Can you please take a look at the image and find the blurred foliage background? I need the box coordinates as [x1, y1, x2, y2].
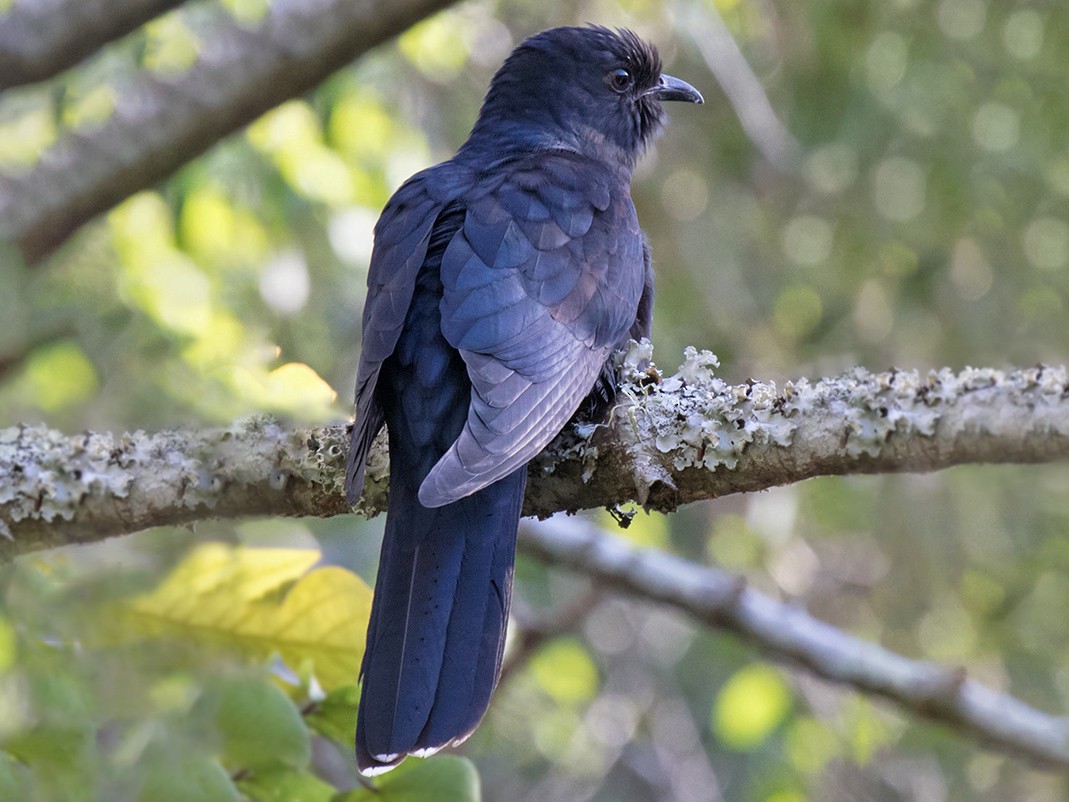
[1, 0, 1068, 799]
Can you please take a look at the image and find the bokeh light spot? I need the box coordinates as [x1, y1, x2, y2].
[782, 215, 833, 266]
[530, 638, 599, 704]
[872, 157, 926, 222]
[1003, 10, 1044, 60]
[937, 0, 987, 41]
[853, 280, 894, 344]
[712, 663, 792, 751]
[804, 144, 858, 195]
[661, 169, 709, 222]
[972, 102, 1019, 152]
[1023, 217, 1069, 270]
[259, 251, 310, 315]
[865, 32, 909, 94]
[21, 341, 99, 411]
[949, 238, 994, 300]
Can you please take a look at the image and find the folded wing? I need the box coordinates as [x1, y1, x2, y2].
[421, 152, 645, 507]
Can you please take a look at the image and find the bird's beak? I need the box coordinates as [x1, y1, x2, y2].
[652, 74, 704, 104]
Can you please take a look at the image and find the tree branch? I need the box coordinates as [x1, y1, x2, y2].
[1, 352, 1067, 560]
[0, 0, 186, 91]
[519, 515, 1069, 768]
[0, 0, 459, 263]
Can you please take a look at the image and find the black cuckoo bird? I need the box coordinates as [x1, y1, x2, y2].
[345, 25, 702, 774]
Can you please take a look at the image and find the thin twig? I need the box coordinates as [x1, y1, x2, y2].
[677, 4, 800, 171]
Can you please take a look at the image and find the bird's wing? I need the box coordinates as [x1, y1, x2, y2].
[421, 152, 646, 507]
[345, 163, 473, 505]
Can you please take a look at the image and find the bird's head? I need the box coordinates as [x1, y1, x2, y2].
[464, 26, 702, 168]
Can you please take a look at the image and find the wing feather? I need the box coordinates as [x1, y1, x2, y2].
[420, 152, 646, 507]
[345, 163, 473, 505]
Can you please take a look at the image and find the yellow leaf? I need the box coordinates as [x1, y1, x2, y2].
[115, 546, 370, 690]
[263, 363, 338, 411]
[266, 567, 370, 691]
[225, 361, 339, 422]
[143, 543, 320, 604]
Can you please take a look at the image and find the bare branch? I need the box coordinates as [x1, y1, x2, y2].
[0, 0, 459, 263]
[519, 515, 1069, 768]
[0, 0, 186, 91]
[1, 356, 1068, 560]
[677, 4, 801, 172]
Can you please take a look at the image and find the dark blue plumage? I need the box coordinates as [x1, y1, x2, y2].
[345, 25, 701, 775]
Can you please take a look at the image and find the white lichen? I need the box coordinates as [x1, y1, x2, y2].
[623, 344, 795, 472]
[0, 425, 135, 523]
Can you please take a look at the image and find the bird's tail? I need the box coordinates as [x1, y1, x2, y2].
[355, 467, 526, 775]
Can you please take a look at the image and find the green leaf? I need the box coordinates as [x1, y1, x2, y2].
[0, 615, 18, 673]
[0, 751, 29, 799]
[137, 756, 239, 802]
[3, 673, 92, 770]
[238, 766, 335, 802]
[712, 663, 793, 751]
[337, 756, 480, 802]
[204, 677, 310, 771]
[305, 684, 358, 745]
[3, 724, 91, 770]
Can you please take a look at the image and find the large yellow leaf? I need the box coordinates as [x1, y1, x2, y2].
[142, 543, 321, 604]
[117, 545, 370, 690]
[254, 566, 370, 691]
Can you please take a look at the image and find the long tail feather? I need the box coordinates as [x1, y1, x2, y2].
[355, 467, 526, 774]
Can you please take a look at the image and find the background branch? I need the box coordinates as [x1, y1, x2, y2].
[0, 0, 186, 91]
[519, 515, 1069, 768]
[677, 3, 800, 171]
[0, 0, 458, 263]
[1, 358, 1067, 560]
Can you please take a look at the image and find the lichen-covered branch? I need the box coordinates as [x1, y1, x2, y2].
[519, 515, 1069, 768]
[533, 345, 1069, 514]
[0, 0, 186, 91]
[0, 418, 355, 558]
[1, 353, 1068, 561]
[0, 0, 458, 263]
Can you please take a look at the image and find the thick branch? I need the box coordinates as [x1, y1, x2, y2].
[533, 347, 1069, 514]
[519, 516, 1069, 768]
[0, 0, 186, 91]
[0, 0, 458, 263]
[1, 356, 1067, 560]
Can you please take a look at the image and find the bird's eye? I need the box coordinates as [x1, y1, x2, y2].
[607, 68, 633, 93]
